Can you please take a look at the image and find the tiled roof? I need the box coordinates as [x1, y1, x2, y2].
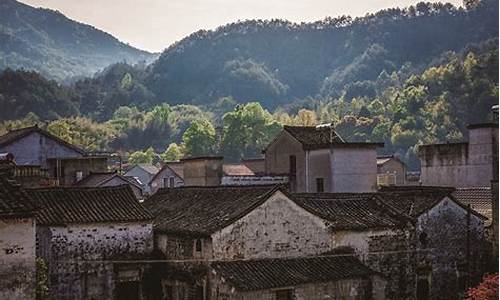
[0, 125, 86, 155]
[292, 193, 410, 230]
[283, 125, 345, 150]
[143, 185, 281, 236]
[0, 176, 36, 217]
[27, 185, 152, 225]
[452, 187, 492, 225]
[212, 255, 376, 291]
[136, 164, 160, 175]
[379, 186, 487, 220]
[75, 172, 142, 189]
[222, 164, 255, 176]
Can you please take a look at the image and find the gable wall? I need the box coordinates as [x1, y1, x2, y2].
[378, 159, 406, 185]
[211, 191, 331, 260]
[0, 132, 83, 167]
[331, 147, 378, 192]
[0, 217, 36, 300]
[149, 167, 184, 195]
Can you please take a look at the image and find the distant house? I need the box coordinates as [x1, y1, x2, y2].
[418, 123, 498, 187]
[0, 126, 108, 186]
[380, 186, 488, 299]
[240, 157, 265, 174]
[377, 155, 406, 186]
[149, 161, 184, 194]
[75, 171, 144, 199]
[0, 176, 37, 300]
[124, 164, 159, 194]
[263, 124, 383, 192]
[28, 185, 153, 300]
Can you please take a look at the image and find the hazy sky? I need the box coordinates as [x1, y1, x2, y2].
[20, 0, 463, 52]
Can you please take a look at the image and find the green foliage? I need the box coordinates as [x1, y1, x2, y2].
[161, 143, 184, 161]
[36, 257, 49, 299]
[128, 147, 156, 164]
[221, 103, 282, 160]
[182, 119, 217, 157]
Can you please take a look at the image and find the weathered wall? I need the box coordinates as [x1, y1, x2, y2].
[0, 132, 83, 167]
[221, 175, 288, 186]
[330, 147, 378, 192]
[37, 221, 153, 300]
[47, 157, 108, 186]
[212, 191, 330, 260]
[149, 168, 184, 195]
[156, 234, 212, 260]
[0, 217, 36, 300]
[209, 276, 383, 300]
[331, 228, 415, 300]
[182, 158, 223, 187]
[241, 159, 265, 174]
[307, 148, 331, 192]
[264, 132, 305, 192]
[416, 197, 486, 299]
[378, 159, 406, 185]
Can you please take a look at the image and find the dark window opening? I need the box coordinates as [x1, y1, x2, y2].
[195, 239, 202, 252]
[169, 177, 175, 187]
[276, 289, 293, 300]
[114, 281, 140, 300]
[316, 178, 324, 192]
[289, 155, 296, 176]
[416, 278, 430, 300]
[419, 232, 428, 247]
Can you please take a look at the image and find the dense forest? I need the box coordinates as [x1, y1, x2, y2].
[0, 0, 498, 169]
[0, 0, 156, 81]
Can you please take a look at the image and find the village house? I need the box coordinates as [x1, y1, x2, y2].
[0, 126, 108, 187]
[376, 155, 407, 186]
[75, 171, 144, 199]
[379, 186, 488, 299]
[124, 164, 160, 195]
[144, 185, 412, 299]
[240, 157, 265, 174]
[263, 124, 383, 193]
[28, 185, 154, 300]
[149, 161, 184, 194]
[0, 176, 37, 300]
[418, 123, 498, 187]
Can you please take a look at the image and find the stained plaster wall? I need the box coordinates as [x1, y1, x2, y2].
[0, 217, 36, 300]
[416, 197, 486, 299]
[330, 147, 378, 192]
[37, 221, 153, 300]
[211, 191, 330, 260]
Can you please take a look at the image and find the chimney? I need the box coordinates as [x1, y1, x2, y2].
[181, 156, 223, 186]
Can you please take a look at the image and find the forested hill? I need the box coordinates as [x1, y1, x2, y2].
[147, 0, 498, 108]
[0, 0, 156, 81]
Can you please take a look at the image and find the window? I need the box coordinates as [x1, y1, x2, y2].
[195, 239, 202, 252]
[169, 177, 175, 187]
[276, 289, 293, 300]
[316, 178, 324, 192]
[289, 155, 296, 176]
[163, 178, 169, 188]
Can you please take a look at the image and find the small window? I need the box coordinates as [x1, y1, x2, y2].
[169, 177, 175, 188]
[316, 178, 324, 193]
[276, 289, 293, 300]
[289, 155, 296, 176]
[163, 178, 169, 188]
[195, 239, 202, 252]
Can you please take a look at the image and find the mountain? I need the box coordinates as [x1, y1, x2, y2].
[0, 0, 156, 81]
[146, 0, 498, 108]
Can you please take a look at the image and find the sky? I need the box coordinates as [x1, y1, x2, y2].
[20, 0, 463, 53]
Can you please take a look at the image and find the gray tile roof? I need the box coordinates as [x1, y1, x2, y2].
[0, 176, 36, 217]
[212, 255, 376, 291]
[452, 187, 492, 225]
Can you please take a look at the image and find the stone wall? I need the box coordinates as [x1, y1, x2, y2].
[37, 221, 153, 300]
[416, 197, 486, 299]
[211, 191, 330, 260]
[0, 217, 36, 300]
[0, 131, 83, 167]
[156, 234, 212, 260]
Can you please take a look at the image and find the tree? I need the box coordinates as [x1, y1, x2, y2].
[466, 273, 498, 300]
[47, 120, 73, 144]
[128, 147, 156, 164]
[182, 120, 216, 157]
[161, 143, 184, 161]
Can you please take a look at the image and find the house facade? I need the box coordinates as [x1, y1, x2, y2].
[264, 125, 382, 193]
[377, 155, 406, 186]
[75, 171, 144, 199]
[124, 164, 159, 195]
[28, 185, 154, 300]
[149, 162, 184, 194]
[0, 176, 37, 300]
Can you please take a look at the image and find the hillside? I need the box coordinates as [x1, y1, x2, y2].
[0, 0, 156, 81]
[146, 0, 498, 108]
